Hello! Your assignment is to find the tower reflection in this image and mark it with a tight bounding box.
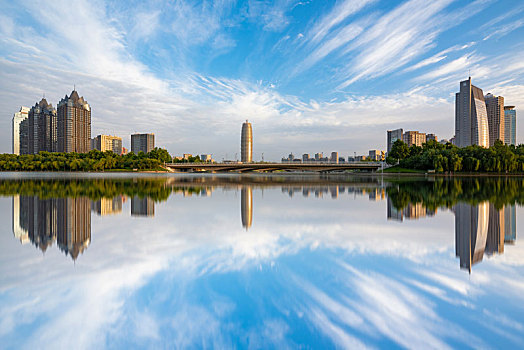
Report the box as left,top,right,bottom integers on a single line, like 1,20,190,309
241,187,253,230
12,195,91,260
454,203,516,272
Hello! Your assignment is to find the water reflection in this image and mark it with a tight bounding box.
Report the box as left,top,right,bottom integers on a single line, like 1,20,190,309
12,195,91,260
91,196,124,216
455,203,517,272
241,187,252,229
1,174,523,349
6,176,522,270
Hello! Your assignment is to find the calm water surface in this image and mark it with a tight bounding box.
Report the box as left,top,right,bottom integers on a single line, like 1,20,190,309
0,173,523,349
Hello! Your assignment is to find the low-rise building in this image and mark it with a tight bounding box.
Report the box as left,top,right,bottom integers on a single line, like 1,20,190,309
91,135,123,154
368,149,385,161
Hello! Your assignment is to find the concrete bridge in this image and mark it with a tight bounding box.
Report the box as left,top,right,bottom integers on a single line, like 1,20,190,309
165,162,383,173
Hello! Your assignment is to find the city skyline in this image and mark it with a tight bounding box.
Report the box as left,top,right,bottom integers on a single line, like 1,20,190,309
1,0,523,160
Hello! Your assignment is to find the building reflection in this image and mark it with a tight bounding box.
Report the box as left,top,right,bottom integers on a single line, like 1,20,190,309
12,195,91,260
131,196,155,217
455,203,517,272
91,196,124,216
282,185,386,200
12,196,29,244
386,198,437,221
241,187,253,230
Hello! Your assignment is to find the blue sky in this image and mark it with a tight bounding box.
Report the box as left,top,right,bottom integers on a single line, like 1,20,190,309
1,0,523,160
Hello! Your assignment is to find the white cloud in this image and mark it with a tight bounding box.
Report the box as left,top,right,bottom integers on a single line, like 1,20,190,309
306,0,376,45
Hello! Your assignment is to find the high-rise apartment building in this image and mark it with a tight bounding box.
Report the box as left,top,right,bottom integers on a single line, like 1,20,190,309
387,128,403,153
131,133,155,154
402,131,426,147
484,93,505,146
455,78,489,148
57,90,91,153
12,106,29,155
28,98,57,154
330,152,339,164
504,106,516,145
426,134,438,142
91,135,123,154
241,120,253,163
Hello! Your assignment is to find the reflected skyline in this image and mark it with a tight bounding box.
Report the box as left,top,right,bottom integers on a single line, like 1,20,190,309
1,174,524,349
455,202,517,273
7,176,522,270
12,195,91,260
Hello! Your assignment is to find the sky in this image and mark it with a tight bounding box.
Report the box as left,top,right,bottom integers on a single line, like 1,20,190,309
1,0,523,160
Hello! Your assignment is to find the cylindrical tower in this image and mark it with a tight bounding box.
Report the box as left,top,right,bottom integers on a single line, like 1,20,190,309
241,120,253,163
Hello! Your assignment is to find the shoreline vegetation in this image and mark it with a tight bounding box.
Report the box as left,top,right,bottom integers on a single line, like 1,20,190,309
386,139,524,174
0,148,173,172
1,140,524,174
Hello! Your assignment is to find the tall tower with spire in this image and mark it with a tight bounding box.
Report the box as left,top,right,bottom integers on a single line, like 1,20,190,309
57,89,91,153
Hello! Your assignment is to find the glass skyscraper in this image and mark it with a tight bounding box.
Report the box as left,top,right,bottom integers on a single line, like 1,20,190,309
504,106,516,145
455,78,489,148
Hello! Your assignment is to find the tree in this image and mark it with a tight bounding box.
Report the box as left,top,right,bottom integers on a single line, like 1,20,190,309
388,140,409,164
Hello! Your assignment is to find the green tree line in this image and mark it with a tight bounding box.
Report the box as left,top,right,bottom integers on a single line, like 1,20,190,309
0,148,172,172
387,139,524,173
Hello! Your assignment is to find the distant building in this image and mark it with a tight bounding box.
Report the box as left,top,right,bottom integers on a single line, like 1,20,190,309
131,133,155,154
200,154,212,162
455,78,489,148
91,135,123,154
387,128,403,153
28,98,57,154
426,133,438,142
338,157,346,163
368,149,385,161
12,106,29,155
403,131,426,147
315,152,323,161
504,106,516,145
183,153,192,160
57,90,91,153
302,153,310,162
330,152,338,164
282,153,295,162
241,120,253,163
485,93,505,146
122,147,128,155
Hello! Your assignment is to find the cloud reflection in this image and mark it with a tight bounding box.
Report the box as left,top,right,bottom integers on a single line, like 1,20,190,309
0,175,523,349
